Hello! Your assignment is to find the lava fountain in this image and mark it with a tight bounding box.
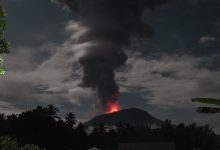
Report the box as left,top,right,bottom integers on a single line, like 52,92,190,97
105,101,120,114
105,92,121,114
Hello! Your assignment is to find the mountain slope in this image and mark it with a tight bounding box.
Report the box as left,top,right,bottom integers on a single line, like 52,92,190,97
86,108,162,126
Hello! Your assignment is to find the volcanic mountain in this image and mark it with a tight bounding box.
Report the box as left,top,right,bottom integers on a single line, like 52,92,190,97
86,108,163,127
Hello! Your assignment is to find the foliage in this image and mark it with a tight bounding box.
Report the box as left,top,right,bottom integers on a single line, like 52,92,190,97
0,6,10,54
192,98,220,106
0,136,45,150
0,136,20,150
0,6,10,76
23,144,45,150
0,57,5,75
0,105,218,150
196,107,220,114
192,98,220,113
65,112,77,128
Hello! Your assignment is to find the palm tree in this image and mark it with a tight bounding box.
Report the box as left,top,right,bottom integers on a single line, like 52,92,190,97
65,112,77,128
192,98,220,113
47,105,60,119
0,113,5,120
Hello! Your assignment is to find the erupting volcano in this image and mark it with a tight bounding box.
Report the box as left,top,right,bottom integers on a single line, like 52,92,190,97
105,101,120,114
104,92,120,114
56,0,169,112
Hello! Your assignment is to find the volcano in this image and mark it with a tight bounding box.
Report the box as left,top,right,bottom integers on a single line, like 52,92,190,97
86,108,163,127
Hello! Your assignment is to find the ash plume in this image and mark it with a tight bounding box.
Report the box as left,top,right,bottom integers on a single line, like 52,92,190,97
55,0,169,111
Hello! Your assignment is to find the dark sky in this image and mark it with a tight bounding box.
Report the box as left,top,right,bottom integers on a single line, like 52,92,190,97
0,0,220,133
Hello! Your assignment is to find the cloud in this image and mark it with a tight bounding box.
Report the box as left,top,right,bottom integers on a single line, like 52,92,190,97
0,21,97,113
115,52,220,133
0,19,220,132
117,53,220,109
0,101,21,115
1,0,220,131
199,36,216,46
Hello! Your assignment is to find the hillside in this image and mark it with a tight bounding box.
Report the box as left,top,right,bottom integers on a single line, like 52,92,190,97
86,108,163,126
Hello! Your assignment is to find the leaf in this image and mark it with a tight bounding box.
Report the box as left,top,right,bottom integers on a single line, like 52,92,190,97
0,6,10,54
192,98,220,106
196,107,220,114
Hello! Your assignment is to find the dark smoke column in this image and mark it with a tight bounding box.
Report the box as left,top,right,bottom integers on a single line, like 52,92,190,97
57,0,169,112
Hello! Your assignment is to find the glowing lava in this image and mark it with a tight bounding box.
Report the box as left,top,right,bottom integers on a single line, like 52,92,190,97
105,101,120,114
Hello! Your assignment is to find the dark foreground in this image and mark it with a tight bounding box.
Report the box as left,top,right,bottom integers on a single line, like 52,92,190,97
0,105,218,150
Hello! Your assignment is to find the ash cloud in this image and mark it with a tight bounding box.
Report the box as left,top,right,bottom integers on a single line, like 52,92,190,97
55,0,169,111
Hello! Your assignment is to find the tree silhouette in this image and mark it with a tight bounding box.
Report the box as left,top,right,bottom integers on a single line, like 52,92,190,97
46,105,60,119
0,105,217,150
65,112,77,128
0,136,45,150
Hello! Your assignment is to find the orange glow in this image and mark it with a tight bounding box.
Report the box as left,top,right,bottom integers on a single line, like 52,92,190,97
105,101,120,114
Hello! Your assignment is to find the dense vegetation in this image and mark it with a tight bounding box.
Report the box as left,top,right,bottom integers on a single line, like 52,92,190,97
0,6,10,75
0,136,45,150
0,105,218,150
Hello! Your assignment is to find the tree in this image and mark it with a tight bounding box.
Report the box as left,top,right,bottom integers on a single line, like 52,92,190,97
0,57,5,75
0,6,10,76
0,136,45,150
47,105,60,119
0,6,9,54
65,112,77,128
23,144,45,150
192,98,220,113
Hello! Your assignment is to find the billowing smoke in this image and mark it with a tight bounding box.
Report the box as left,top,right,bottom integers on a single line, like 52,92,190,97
55,0,169,112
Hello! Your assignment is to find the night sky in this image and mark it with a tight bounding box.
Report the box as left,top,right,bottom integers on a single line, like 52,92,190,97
0,0,220,133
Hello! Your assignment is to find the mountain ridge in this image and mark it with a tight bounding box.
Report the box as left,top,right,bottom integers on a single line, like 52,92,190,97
86,107,163,127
